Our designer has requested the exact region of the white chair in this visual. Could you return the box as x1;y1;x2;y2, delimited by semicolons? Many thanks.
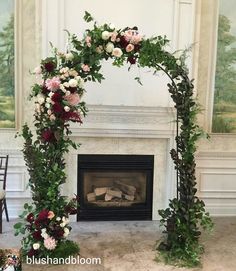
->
0;155;9;233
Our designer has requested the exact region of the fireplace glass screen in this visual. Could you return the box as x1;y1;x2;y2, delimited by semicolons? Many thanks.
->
77;154;154;220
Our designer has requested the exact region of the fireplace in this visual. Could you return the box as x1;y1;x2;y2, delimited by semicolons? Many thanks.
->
77;154;154;220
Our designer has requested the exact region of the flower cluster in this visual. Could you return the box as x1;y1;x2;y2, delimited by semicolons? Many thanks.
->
32;57;86;143
26;209;71;257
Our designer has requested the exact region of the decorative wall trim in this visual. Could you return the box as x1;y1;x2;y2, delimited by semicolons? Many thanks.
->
196;151;236;215
70;105;176;138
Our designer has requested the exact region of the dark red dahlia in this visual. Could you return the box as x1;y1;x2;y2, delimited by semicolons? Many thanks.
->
32;230;43;241
26;213;34;223
119;35;129;49
52;102;64;114
127;56;136;65
51;92;62;103
37;209;49;221
42;129;55;142
44;62;55;72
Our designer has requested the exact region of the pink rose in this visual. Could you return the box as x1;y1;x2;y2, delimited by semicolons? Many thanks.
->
44;237;57;250
110;32;117;42
65;93;80;106
45;77;61;91
81;64;90;72
126;44;134;52
112;48;123;58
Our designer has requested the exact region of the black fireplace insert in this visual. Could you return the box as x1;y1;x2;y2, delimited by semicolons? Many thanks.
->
77;154;154;221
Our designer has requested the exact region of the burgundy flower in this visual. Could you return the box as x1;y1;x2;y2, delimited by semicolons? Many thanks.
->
62;112;82;123
41;85;49;94
37;209;49;221
32;230;43;241
52;227;64;239
26;213;34;223
134;44;141;52
119;35;129;49
127;56;136;65
51;92;62;103
52;102;64;114
28;248;37;257
44;62;55;72
67;87;77;93
42;129;55;142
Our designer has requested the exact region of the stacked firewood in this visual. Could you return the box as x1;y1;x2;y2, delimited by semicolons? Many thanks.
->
87;180;137;202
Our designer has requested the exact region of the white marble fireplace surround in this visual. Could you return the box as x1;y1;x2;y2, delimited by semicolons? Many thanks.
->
65;104;177;221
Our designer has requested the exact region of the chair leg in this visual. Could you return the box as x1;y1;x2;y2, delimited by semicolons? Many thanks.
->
3;198;9;222
0;200;2;233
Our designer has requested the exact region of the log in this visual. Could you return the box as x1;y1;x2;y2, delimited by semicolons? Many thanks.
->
107;188;122;198
114;180;136;196
87;192;96;202
105;193;114;201
94;187;108;197
124;194;135;201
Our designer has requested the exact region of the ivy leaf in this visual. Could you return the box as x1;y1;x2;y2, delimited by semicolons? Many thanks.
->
84;11;94;23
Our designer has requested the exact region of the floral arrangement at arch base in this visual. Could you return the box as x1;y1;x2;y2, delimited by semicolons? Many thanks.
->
14;12;213;266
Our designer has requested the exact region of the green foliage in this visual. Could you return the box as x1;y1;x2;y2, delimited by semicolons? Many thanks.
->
50;240;80;259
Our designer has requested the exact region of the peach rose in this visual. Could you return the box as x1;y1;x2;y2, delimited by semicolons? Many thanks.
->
65;93;80;106
126;44;134;52
48;211;55;219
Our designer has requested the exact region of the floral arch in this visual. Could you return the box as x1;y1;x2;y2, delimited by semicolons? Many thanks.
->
14;12;213;267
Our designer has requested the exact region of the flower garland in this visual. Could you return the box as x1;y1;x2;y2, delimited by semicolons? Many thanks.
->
14;12;213;266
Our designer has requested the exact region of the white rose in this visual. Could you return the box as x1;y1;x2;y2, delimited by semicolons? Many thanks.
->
37;94;45;105
112;48;123;58
46;97;52;103
65;90;71;96
48;92;54;97
60;222;66;228
64;106;70;112
102;31;110;40
62;217;70;224
65;52;74;60
33;243;40;250
69;78;78;88
60;84;66;92
47;109;52;115
56;217;61;221
45;103;51;109
77;77;84;88
63;82;69;88
63;228;70;237
106;42;114;53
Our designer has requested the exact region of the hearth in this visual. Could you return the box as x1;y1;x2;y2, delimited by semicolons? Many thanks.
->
77;154;154;220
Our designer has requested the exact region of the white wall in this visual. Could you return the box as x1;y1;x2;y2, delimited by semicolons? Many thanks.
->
42;0;195;107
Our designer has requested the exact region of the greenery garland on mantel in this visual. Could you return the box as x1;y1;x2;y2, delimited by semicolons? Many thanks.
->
14;12;213;266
